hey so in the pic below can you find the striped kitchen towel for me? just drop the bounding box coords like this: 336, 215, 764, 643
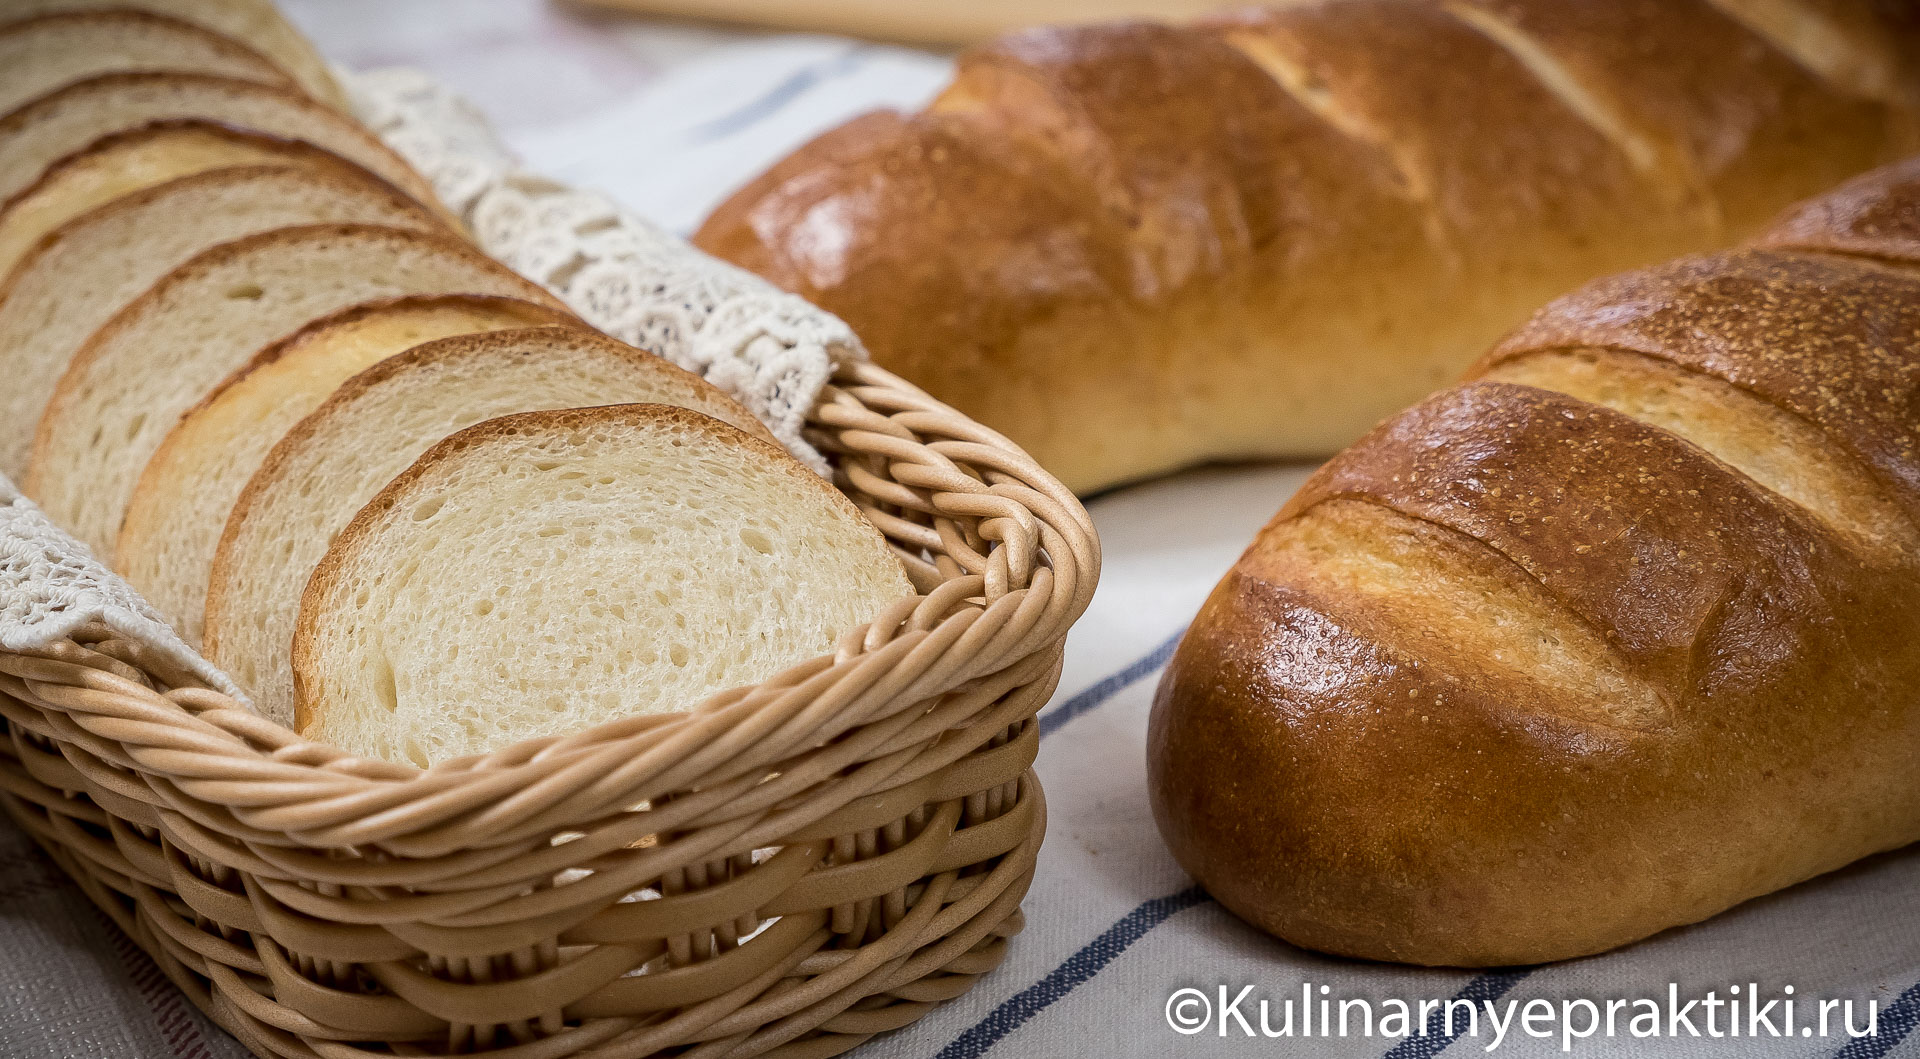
4, 3, 1918, 1054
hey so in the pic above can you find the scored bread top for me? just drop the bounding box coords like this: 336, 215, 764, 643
1154, 362, 1920, 965
1429, 0, 1914, 229
1707, 0, 1920, 106
1149, 154, 1920, 966
0, 73, 442, 212
696, 0, 1919, 493
292, 404, 911, 767
0, 120, 364, 289
1278, 381, 1876, 702
1751, 153, 1920, 264
0, 162, 444, 482
116, 294, 582, 642
1480, 249, 1920, 522
0, 0, 345, 107
26, 223, 562, 555
0, 11, 292, 119
203, 326, 773, 728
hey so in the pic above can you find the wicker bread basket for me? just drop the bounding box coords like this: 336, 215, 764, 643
0, 359, 1098, 1058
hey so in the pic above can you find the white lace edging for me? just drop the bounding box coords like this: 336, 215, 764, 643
343, 67, 862, 473
0, 478, 246, 701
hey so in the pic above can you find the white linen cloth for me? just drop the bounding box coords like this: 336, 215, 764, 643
2, 3, 1918, 1057
0, 478, 244, 701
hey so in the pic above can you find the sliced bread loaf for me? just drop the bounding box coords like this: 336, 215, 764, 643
0, 0, 343, 107
0, 163, 443, 481
117, 295, 581, 641
0, 73, 439, 209
26, 224, 563, 555
292, 404, 909, 766
0, 121, 371, 291
204, 327, 772, 726
0, 12, 291, 118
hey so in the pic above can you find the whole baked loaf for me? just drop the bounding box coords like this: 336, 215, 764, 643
697, 0, 1920, 493
1147, 155, 1920, 966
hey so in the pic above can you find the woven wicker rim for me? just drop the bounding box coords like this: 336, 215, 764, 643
0, 358, 1099, 1058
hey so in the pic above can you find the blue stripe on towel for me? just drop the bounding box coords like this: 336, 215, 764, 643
1833, 978, 1920, 1059
928, 633, 1199, 1056
1380, 970, 1533, 1059
685, 47, 864, 142
1037, 627, 1186, 739
933, 885, 1212, 1059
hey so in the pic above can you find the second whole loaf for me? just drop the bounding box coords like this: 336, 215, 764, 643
1147, 156, 1920, 966
698, 0, 1920, 494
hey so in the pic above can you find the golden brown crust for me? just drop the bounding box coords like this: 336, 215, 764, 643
936, 20, 1354, 292
1150, 560, 1920, 964
1446, 0, 1907, 231
1153, 564, 1653, 965
1752, 152, 1920, 261
699, 1, 1918, 493
1709, 0, 1920, 105
1482, 248, 1920, 519
1288, 382, 1851, 689
1207, 1, 1686, 255
1152, 382, 1920, 965
1150, 156, 1920, 966
698, 108, 1131, 373
699, 21, 1451, 490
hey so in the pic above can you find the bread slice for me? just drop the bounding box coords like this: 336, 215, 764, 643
0, 163, 443, 481
204, 327, 774, 727
0, 0, 344, 107
0, 121, 361, 288
0, 73, 440, 209
292, 404, 909, 766
26, 224, 564, 556
0, 12, 292, 118
117, 295, 580, 642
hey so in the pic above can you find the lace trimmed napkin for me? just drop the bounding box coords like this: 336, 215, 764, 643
345, 67, 861, 473
0, 479, 245, 698
0, 66, 865, 703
